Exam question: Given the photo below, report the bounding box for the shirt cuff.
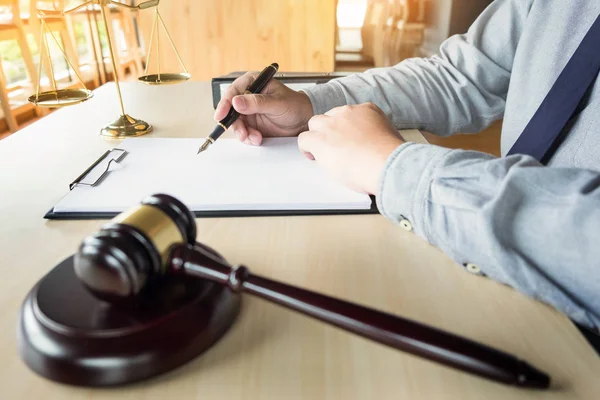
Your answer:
[302,82,347,115]
[376,142,452,240]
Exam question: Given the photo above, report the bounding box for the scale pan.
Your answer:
[138,72,191,85]
[28,88,93,108]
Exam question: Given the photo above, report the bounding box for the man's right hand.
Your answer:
[213,71,314,146]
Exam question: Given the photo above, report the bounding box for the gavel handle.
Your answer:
[168,244,549,389]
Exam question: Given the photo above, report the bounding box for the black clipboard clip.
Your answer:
[69,148,127,190]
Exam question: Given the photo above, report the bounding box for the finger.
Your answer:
[364,102,384,115]
[232,93,284,116]
[301,150,315,160]
[297,130,324,160]
[324,105,348,117]
[245,126,263,146]
[307,114,329,132]
[214,72,258,119]
[230,119,249,142]
[214,98,232,121]
[224,72,258,100]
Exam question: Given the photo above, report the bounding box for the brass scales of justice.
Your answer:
[27,0,189,138]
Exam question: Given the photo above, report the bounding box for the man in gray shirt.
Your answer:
[214,0,600,331]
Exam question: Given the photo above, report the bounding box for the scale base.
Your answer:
[101,114,153,138]
[18,251,241,387]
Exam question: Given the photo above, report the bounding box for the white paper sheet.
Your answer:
[53,137,372,213]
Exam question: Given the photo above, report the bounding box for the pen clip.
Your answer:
[69,148,127,190]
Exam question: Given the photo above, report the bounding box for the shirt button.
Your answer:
[465,263,482,275]
[399,215,412,231]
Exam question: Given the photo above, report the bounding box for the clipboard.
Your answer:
[44,139,379,220]
[45,202,378,220]
[211,71,351,108]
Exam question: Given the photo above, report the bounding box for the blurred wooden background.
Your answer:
[137,0,337,80]
[1,0,499,156]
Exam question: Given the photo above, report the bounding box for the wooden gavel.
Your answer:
[74,194,550,389]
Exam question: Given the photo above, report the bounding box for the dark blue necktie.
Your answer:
[507,14,600,164]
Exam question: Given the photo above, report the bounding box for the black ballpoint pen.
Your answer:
[197,62,280,154]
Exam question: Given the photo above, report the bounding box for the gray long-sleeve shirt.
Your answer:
[303,0,600,330]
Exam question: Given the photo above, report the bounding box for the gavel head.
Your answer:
[74,194,197,303]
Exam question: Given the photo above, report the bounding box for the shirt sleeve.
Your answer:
[303,0,533,136]
[377,142,600,330]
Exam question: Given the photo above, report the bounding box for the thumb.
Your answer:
[297,130,325,160]
[232,93,283,116]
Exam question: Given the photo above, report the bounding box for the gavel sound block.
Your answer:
[18,195,241,386]
[18,194,551,388]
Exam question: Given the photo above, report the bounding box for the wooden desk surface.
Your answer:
[0,82,598,399]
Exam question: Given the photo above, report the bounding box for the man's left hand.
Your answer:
[298,103,405,194]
